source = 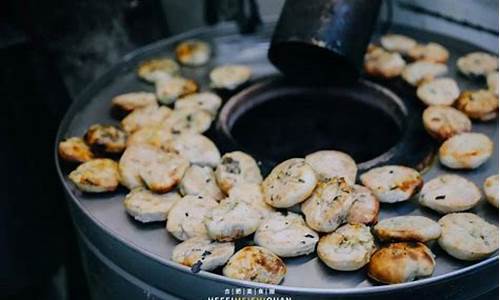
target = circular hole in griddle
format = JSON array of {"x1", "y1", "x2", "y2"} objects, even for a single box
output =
[{"x1": 218, "y1": 79, "x2": 407, "y2": 168}]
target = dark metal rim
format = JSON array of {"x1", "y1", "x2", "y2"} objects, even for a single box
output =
[
  {"x1": 54, "y1": 22, "x2": 499, "y2": 295},
  {"x1": 62, "y1": 180, "x2": 498, "y2": 295}
]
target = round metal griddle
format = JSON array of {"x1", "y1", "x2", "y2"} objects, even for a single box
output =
[{"x1": 56, "y1": 22, "x2": 499, "y2": 300}]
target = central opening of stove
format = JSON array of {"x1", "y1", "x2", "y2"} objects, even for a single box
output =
[{"x1": 218, "y1": 79, "x2": 407, "y2": 168}]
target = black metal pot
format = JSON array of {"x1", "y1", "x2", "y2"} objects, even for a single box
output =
[{"x1": 268, "y1": 0, "x2": 382, "y2": 83}]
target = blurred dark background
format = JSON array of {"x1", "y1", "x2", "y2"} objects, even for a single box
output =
[
  {"x1": 0, "y1": 0, "x2": 497, "y2": 299},
  {"x1": 1, "y1": 1, "x2": 168, "y2": 299}
]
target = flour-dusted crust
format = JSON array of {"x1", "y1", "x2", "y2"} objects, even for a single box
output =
[
  {"x1": 137, "y1": 58, "x2": 179, "y2": 83},
  {"x1": 121, "y1": 105, "x2": 172, "y2": 133},
  {"x1": 317, "y1": 224, "x2": 375, "y2": 271},
  {"x1": 124, "y1": 187, "x2": 181, "y2": 223},
  {"x1": 162, "y1": 108, "x2": 212, "y2": 135},
  {"x1": 175, "y1": 39, "x2": 211, "y2": 67},
  {"x1": 455, "y1": 90, "x2": 499, "y2": 121},
  {"x1": 487, "y1": 72, "x2": 499, "y2": 96},
  {"x1": 346, "y1": 185, "x2": 379, "y2": 225},
  {"x1": 210, "y1": 65, "x2": 251, "y2": 89},
  {"x1": 215, "y1": 151, "x2": 262, "y2": 193},
  {"x1": 69, "y1": 158, "x2": 120, "y2": 193},
  {"x1": 368, "y1": 242, "x2": 435, "y2": 284},
  {"x1": 84, "y1": 124, "x2": 127, "y2": 154},
  {"x1": 223, "y1": 246, "x2": 287, "y2": 284},
  {"x1": 301, "y1": 177, "x2": 354, "y2": 232},
  {"x1": 374, "y1": 216, "x2": 441, "y2": 242},
  {"x1": 254, "y1": 212, "x2": 318, "y2": 257},
  {"x1": 457, "y1": 52, "x2": 499, "y2": 77},
  {"x1": 305, "y1": 150, "x2": 357, "y2": 184},
  {"x1": 119, "y1": 144, "x2": 157, "y2": 189},
  {"x1": 205, "y1": 198, "x2": 261, "y2": 241},
  {"x1": 172, "y1": 237, "x2": 233, "y2": 273},
  {"x1": 58, "y1": 137, "x2": 94, "y2": 163},
  {"x1": 364, "y1": 49, "x2": 406, "y2": 79},
  {"x1": 155, "y1": 77, "x2": 198, "y2": 105},
  {"x1": 164, "y1": 133, "x2": 220, "y2": 168},
  {"x1": 179, "y1": 165, "x2": 224, "y2": 201},
  {"x1": 138, "y1": 151, "x2": 189, "y2": 193},
  {"x1": 166, "y1": 195, "x2": 218, "y2": 241},
  {"x1": 360, "y1": 165, "x2": 423, "y2": 203},
  {"x1": 227, "y1": 183, "x2": 274, "y2": 220},
  {"x1": 262, "y1": 158, "x2": 317, "y2": 208},
  {"x1": 417, "y1": 78, "x2": 460, "y2": 106},
  {"x1": 483, "y1": 175, "x2": 499, "y2": 208},
  {"x1": 419, "y1": 174, "x2": 481, "y2": 213},
  {"x1": 408, "y1": 42, "x2": 449, "y2": 63},
  {"x1": 439, "y1": 132, "x2": 493, "y2": 169},
  {"x1": 438, "y1": 213, "x2": 498, "y2": 260},
  {"x1": 380, "y1": 34, "x2": 417, "y2": 54},
  {"x1": 402, "y1": 61, "x2": 447, "y2": 86},
  {"x1": 111, "y1": 92, "x2": 157, "y2": 113},
  {"x1": 172, "y1": 237, "x2": 234, "y2": 272},
  {"x1": 118, "y1": 144, "x2": 189, "y2": 192},
  {"x1": 175, "y1": 92, "x2": 222, "y2": 117},
  {"x1": 422, "y1": 106, "x2": 471, "y2": 141},
  {"x1": 126, "y1": 125, "x2": 173, "y2": 149}
]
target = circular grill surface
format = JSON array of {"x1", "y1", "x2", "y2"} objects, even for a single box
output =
[{"x1": 56, "y1": 22, "x2": 498, "y2": 297}]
